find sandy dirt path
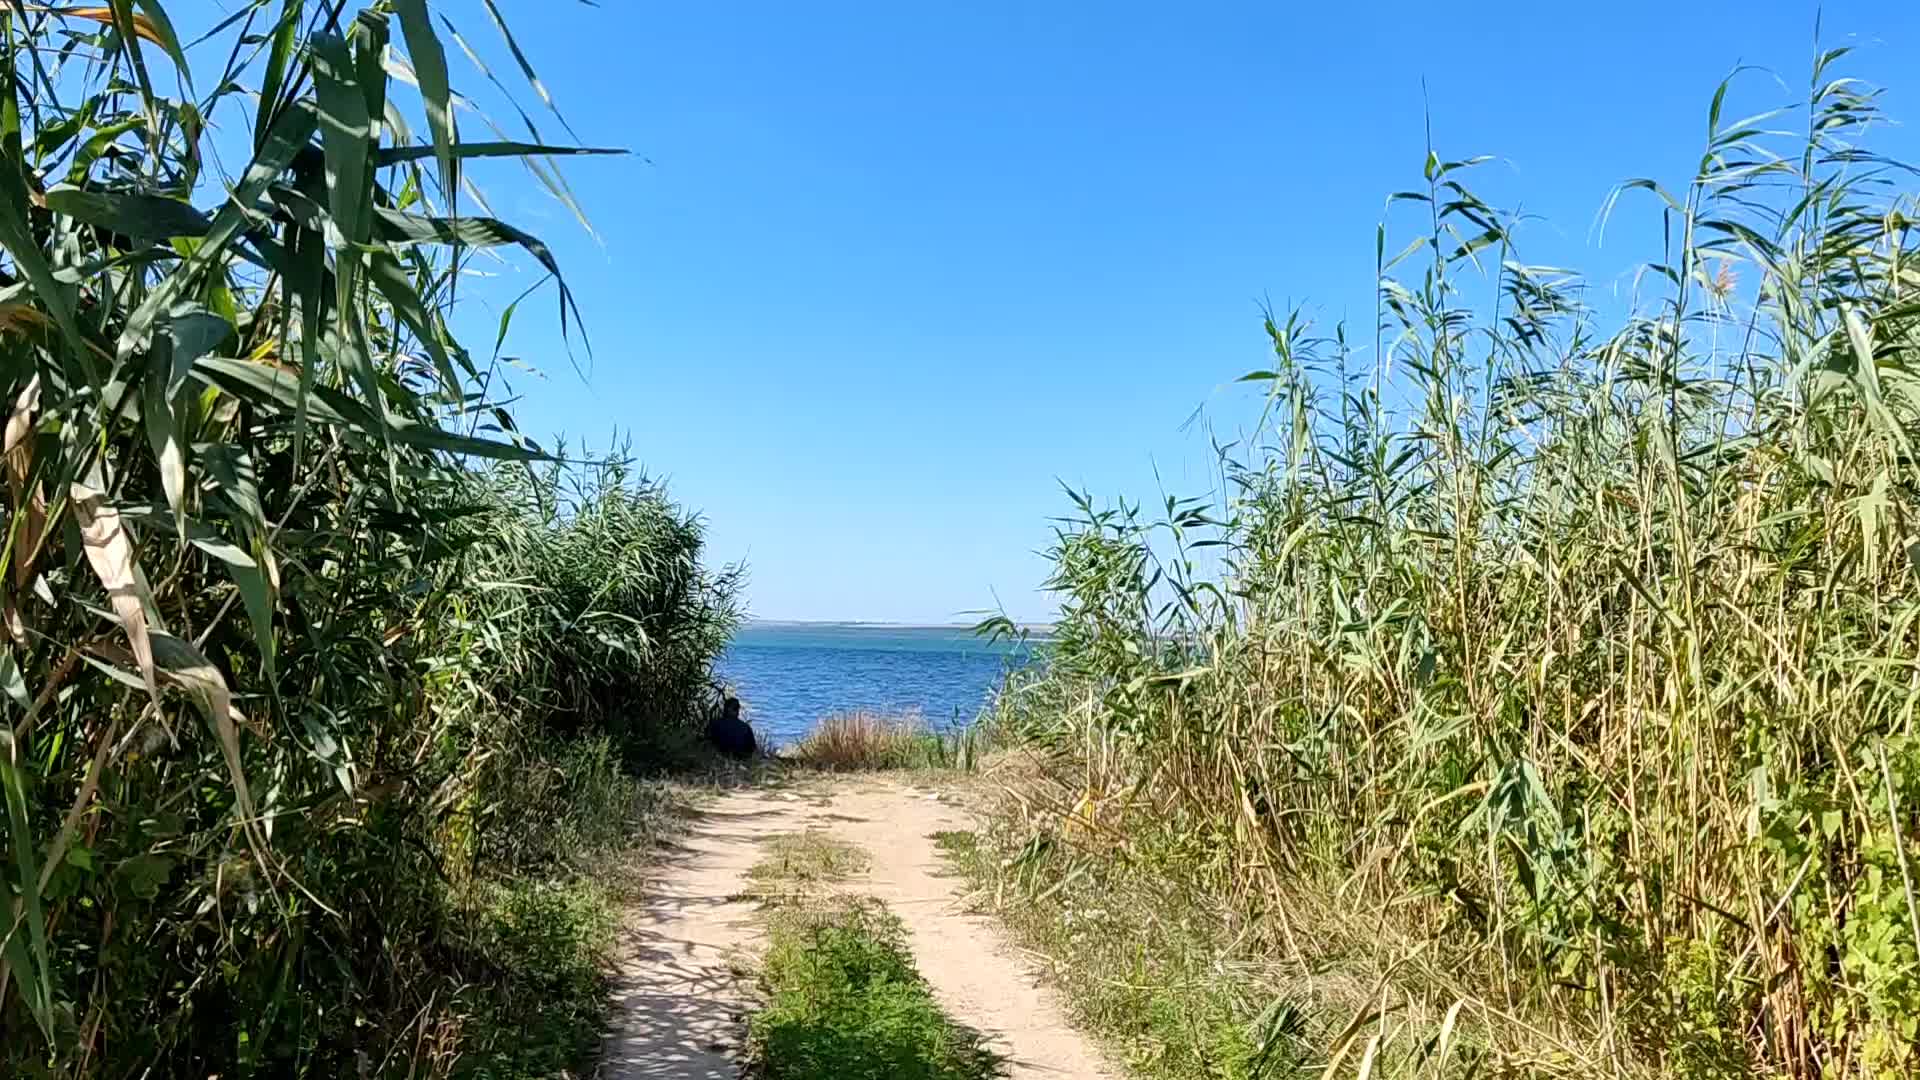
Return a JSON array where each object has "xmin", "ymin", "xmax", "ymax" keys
[
  {"xmin": 599, "ymin": 789, "xmax": 815, "ymax": 1078},
  {"xmin": 598, "ymin": 778, "xmax": 1117, "ymax": 1080}
]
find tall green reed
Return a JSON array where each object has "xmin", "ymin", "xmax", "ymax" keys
[
  {"xmin": 993, "ymin": 47, "xmax": 1920, "ymax": 1079},
  {"xmin": 0, "ymin": 3, "xmax": 735, "ymax": 1074}
]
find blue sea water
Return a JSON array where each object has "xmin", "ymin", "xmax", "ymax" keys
[{"xmin": 715, "ymin": 622, "xmax": 1032, "ymax": 747}]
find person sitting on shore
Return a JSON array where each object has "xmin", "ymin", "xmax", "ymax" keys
[{"xmin": 707, "ymin": 695, "xmax": 756, "ymax": 759}]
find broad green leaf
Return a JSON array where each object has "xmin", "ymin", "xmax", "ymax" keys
[
  {"xmin": 44, "ymin": 185, "xmax": 212, "ymax": 242},
  {"xmin": 63, "ymin": 116, "xmax": 146, "ymax": 184},
  {"xmin": 107, "ymin": 0, "xmax": 159, "ymax": 114},
  {"xmin": 225, "ymin": 550, "xmax": 277, "ymax": 683},
  {"xmin": 310, "ymin": 32, "xmax": 371, "ymax": 306},
  {"xmin": 254, "ymin": 0, "xmax": 303, "ymax": 151},
  {"xmin": 0, "ymin": 122, "xmax": 97, "ymax": 383},
  {"xmin": 367, "ymin": 248, "xmax": 458, "ymax": 396},
  {"xmin": 166, "ymin": 309, "xmax": 232, "ymax": 392},
  {"xmin": 386, "ymin": 417, "xmax": 547, "ymax": 461},
  {"xmin": 285, "ymin": 223, "xmax": 328, "ymax": 467},
  {"xmin": 328, "ymin": 319, "xmax": 391, "ymax": 434},
  {"xmin": 192, "ymin": 355, "xmax": 352, "ymax": 426},
  {"xmin": 117, "ymin": 99, "xmax": 318, "ymax": 361},
  {"xmin": 121, "ymin": 504, "xmax": 250, "ymax": 565},
  {"xmin": 131, "ymin": 0, "xmax": 191, "ymax": 81},
  {"xmin": 492, "ymin": 295, "xmax": 520, "ymax": 359},
  {"xmin": 375, "ymin": 208, "xmax": 584, "ymax": 343},
  {"xmin": 393, "ymin": 0, "xmax": 457, "ymax": 194},
  {"xmin": 28, "ymin": 96, "xmax": 99, "ymax": 160},
  {"xmin": 196, "ymin": 443, "xmax": 267, "ymax": 540},
  {"xmin": 373, "ymin": 141, "xmax": 622, "ymax": 168},
  {"xmin": 351, "ymin": 10, "xmax": 391, "ymax": 141}
]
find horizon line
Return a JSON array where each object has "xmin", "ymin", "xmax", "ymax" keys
[{"xmin": 744, "ymin": 617, "xmax": 1056, "ymax": 629}]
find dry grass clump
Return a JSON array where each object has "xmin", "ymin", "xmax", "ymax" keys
[
  {"xmin": 942, "ymin": 761, "xmax": 1644, "ymax": 1080},
  {"xmin": 787, "ymin": 711, "xmax": 980, "ymax": 772},
  {"xmin": 746, "ymin": 831, "xmax": 871, "ymax": 904}
]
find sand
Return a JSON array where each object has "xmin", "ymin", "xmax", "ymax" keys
[{"xmin": 598, "ymin": 778, "xmax": 1116, "ymax": 1080}]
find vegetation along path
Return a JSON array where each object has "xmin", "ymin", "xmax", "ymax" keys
[{"xmin": 601, "ymin": 778, "xmax": 1118, "ymax": 1079}]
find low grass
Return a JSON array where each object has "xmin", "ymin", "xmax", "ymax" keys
[
  {"xmin": 747, "ymin": 832, "xmax": 871, "ymax": 899},
  {"xmin": 749, "ymin": 899, "xmax": 1005, "ymax": 1080},
  {"xmin": 787, "ymin": 711, "xmax": 983, "ymax": 772},
  {"xmin": 453, "ymin": 879, "xmax": 620, "ymax": 1079},
  {"xmin": 743, "ymin": 832, "xmax": 1003, "ymax": 1080},
  {"xmin": 933, "ymin": 824, "xmax": 1315, "ymax": 1080},
  {"xmin": 451, "ymin": 746, "xmax": 710, "ymax": 1079}
]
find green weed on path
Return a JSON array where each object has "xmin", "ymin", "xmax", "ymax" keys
[
  {"xmin": 743, "ymin": 831, "xmax": 1005, "ymax": 1080},
  {"xmin": 749, "ymin": 901, "xmax": 1006, "ymax": 1080}
]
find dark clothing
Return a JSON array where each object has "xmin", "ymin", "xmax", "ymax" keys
[{"xmin": 708, "ymin": 698, "xmax": 756, "ymax": 758}]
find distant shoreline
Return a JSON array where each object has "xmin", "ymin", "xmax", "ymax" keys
[{"xmin": 746, "ymin": 618, "xmax": 1056, "ymax": 634}]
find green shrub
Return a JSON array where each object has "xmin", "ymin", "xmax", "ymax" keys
[
  {"xmin": 458, "ymin": 456, "xmax": 744, "ymax": 766},
  {"xmin": 450, "ymin": 879, "xmax": 617, "ymax": 1080}
]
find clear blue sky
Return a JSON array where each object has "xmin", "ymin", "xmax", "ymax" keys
[{"xmin": 207, "ymin": 2, "xmax": 1920, "ymax": 622}]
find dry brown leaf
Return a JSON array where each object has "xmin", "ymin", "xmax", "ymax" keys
[
  {"xmin": 146, "ymin": 635, "xmax": 252, "ymax": 796},
  {"xmin": 6, "ymin": 376, "xmax": 47, "ymax": 597},
  {"xmin": 0, "ymin": 305, "xmax": 53, "ymax": 342},
  {"xmin": 5, "ymin": 374, "xmax": 40, "ymax": 458},
  {"xmin": 144, "ymin": 634, "xmax": 232, "ymax": 727},
  {"xmin": 93, "ymin": 634, "xmax": 273, "ymax": 877},
  {"xmin": 151, "ymin": 632, "xmax": 273, "ymax": 887},
  {"xmin": 9, "ymin": 485, "xmax": 48, "ymax": 595},
  {"xmin": 29, "ymin": 6, "xmax": 170, "ymax": 49},
  {"xmin": 70, "ymin": 480, "xmax": 157, "ymax": 701}
]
